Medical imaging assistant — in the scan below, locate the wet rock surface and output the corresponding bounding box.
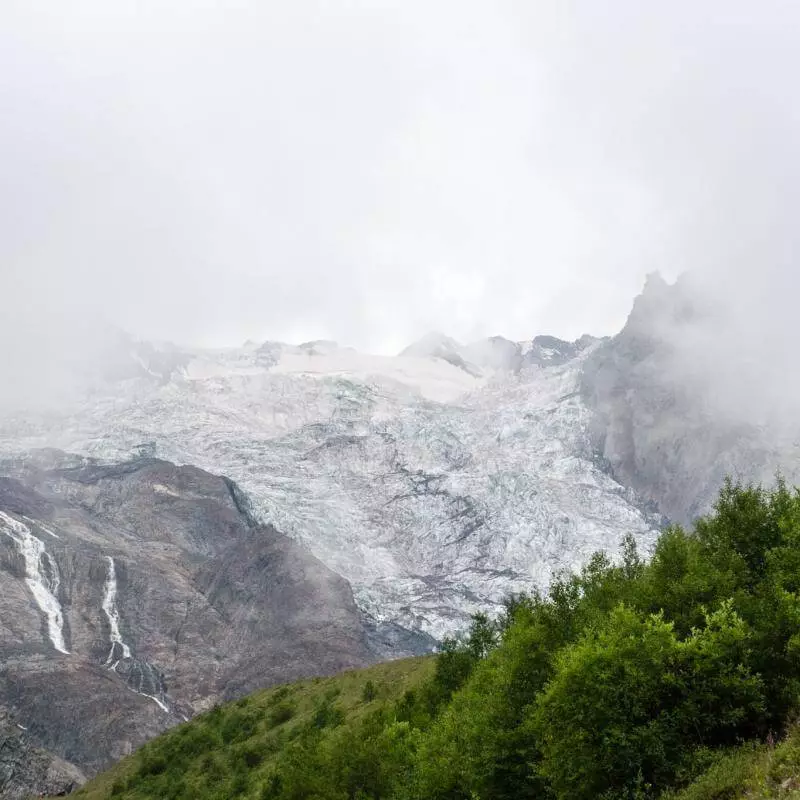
[0,454,371,786]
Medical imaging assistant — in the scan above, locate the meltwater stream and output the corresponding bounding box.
[101,555,169,714]
[102,556,131,666]
[0,510,69,654]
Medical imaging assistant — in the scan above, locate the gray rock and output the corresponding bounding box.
[0,707,85,799]
[581,273,800,524]
[0,455,371,787]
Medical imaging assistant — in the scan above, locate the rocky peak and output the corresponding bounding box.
[581,273,800,525]
[400,333,482,377]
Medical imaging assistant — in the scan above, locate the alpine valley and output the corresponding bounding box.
[1,274,798,796]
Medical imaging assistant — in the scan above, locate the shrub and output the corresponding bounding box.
[268,700,296,727]
[362,680,378,702]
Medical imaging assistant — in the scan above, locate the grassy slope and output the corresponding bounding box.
[69,656,434,800]
[664,726,800,800]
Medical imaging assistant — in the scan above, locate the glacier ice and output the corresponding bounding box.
[0,339,661,639]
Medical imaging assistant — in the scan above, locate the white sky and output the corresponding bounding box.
[2,1,799,353]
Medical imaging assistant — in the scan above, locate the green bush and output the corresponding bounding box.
[268,700,296,727]
[362,680,378,702]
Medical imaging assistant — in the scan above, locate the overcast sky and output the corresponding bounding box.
[2,1,799,353]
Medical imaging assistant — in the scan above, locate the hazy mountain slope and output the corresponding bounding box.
[582,274,800,524]
[0,338,661,639]
[0,454,370,783]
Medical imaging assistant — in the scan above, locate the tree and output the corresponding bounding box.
[531,602,764,800]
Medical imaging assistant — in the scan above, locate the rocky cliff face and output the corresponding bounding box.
[582,273,800,524]
[0,453,371,786]
[0,707,85,800]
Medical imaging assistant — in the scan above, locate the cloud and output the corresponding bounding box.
[0,0,798,363]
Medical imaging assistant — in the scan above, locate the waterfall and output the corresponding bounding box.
[102,556,132,666]
[0,511,69,654]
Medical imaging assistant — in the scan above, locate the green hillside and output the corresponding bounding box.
[71,656,435,800]
[67,479,800,799]
[663,728,800,799]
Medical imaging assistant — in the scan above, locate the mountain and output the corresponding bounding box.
[0,453,371,791]
[2,276,796,640]
[3,276,799,797]
[582,272,800,524]
[0,334,661,640]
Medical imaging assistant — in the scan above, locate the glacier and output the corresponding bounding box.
[0,335,662,639]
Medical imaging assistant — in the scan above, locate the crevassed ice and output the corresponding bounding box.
[0,345,661,639]
[0,510,69,654]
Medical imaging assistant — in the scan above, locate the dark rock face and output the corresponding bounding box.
[581,273,799,524]
[524,335,596,368]
[0,708,85,800]
[0,454,371,788]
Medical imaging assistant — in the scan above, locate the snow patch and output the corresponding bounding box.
[273,350,482,402]
[152,483,180,498]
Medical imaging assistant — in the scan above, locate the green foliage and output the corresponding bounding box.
[362,680,378,703]
[532,603,764,799]
[72,479,800,800]
[268,700,296,727]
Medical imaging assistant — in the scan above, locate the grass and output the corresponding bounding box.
[662,724,800,800]
[67,656,435,800]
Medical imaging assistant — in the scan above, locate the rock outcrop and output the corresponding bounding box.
[0,707,85,800]
[582,273,800,524]
[0,453,371,785]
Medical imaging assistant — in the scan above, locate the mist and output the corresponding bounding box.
[1,1,799,412]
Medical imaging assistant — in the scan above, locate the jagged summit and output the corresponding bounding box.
[399,331,600,377]
[399,332,482,377]
[399,331,462,357]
